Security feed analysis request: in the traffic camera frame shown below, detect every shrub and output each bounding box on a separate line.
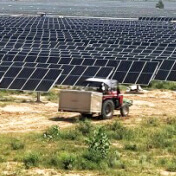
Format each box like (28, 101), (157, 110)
(49, 154), (60, 167)
(147, 129), (172, 149)
(107, 121), (135, 141)
(166, 159), (176, 172)
(110, 160), (125, 169)
(156, 0), (164, 9)
(61, 129), (82, 140)
(124, 143), (137, 151)
(0, 156), (6, 162)
(165, 117), (176, 125)
(77, 119), (93, 136)
(83, 150), (103, 163)
(60, 152), (76, 170)
(142, 117), (159, 127)
(158, 158), (168, 166)
(108, 150), (121, 168)
(11, 139), (25, 150)
(43, 125), (60, 140)
(43, 91), (58, 102)
(23, 152), (40, 169)
(78, 157), (98, 170)
(149, 80), (176, 90)
(87, 127), (110, 159)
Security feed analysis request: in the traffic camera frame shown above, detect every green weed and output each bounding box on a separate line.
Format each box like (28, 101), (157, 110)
(124, 143), (137, 151)
(149, 80), (176, 90)
(43, 125), (60, 140)
(23, 152), (40, 169)
(87, 127), (110, 159)
(11, 139), (25, 150)
(76, 119), (94, 136)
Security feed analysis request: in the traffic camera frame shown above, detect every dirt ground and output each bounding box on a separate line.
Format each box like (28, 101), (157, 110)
(0, 89), (176, 133)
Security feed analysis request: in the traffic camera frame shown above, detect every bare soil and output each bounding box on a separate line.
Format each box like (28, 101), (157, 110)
(0, 90), (176, 133)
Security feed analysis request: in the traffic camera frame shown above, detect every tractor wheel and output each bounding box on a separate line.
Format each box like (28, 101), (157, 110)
(101, 100), (115, 119)
(120, 104), (129, 117)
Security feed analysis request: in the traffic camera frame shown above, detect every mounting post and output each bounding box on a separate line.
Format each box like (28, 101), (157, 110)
(36, 92), (41, 102)
(137, 85), (140, 92)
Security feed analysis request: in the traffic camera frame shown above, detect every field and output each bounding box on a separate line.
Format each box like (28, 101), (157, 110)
(0, 86), (176, 176)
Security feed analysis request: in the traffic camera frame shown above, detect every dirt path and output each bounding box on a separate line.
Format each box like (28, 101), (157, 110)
(0, 90), (176, 133)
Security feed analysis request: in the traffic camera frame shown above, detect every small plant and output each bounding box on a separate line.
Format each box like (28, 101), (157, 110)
(49, 155), (60, 167)
(43, 91), (58, 102)
(166, 159), (176, 172)
(23, 152), (40, 169)
(108, 150), (121, 168)
(0, 156), (6, 162)
(124, 143), (137, 151)
(108, 121), (123, 131)
(11, 139), (25, 150)
(77, 119), (93, 136)
(156, 0), (164, 9)
(87, 127), (110, 159)
(83, 149), (103, 163)
(78, 157), (98, 170)
(149, 80), (176, 90)
(43, 125), (60, 140)
(147, 130), (171, 149)
(61, 129), (82, 140)
(107, 121), (135, 141)
(165, 116), (176, 125)
(142, 117), (159, 127)
(60, 152), (76, 170)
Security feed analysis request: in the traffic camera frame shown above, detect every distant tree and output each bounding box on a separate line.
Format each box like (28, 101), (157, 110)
(156, 0), (164, 9)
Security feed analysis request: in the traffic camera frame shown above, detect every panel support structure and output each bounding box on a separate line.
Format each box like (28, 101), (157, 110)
(36, 92), (41, 102)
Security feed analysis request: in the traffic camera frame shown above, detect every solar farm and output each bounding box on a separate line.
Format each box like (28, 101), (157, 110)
(0, 16), (176, 90)
(0, 15), (176, 176)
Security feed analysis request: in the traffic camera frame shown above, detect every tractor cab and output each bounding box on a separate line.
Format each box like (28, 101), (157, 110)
(84, 78), (119, 95)
(83, 78), (130, 118)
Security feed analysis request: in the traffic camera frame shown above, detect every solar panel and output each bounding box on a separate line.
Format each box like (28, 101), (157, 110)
(57, 65), (114, 86)
(0, 66), (63, 92)
(112, 61), (159, 85)
(155, 60), (176, 81)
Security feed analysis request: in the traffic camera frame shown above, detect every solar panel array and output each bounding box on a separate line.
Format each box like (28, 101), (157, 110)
(0, 16), (175, 91)
(0, 65), (63, 92)
(139, 17), (176, 22)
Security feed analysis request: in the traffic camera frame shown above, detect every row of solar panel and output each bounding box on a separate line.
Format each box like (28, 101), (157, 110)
(1, 59), (175, 85)
(0, 60), (160, 86)
(0, 25), (174, 32)
(0, 28), (175, 37)
(0, 17), (171, 25)
(0, 21), (172, 28)
(1, 48), (175, 62)
(1, 44), (176, 57)
(0, 23), (174, 31)
(0, 35), (174, 44)
(0, 66), (62, 92)
(0, 38), (175, 47)
(1, 49), (176, 59)
(139, 17), (176, 22)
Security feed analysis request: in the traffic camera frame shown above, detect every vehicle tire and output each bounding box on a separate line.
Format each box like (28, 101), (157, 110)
(101, 100), (115, 119)
(120, 104), (129, 117)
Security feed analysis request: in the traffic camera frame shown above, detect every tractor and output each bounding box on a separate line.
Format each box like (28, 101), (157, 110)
(59, 78), (132, 119)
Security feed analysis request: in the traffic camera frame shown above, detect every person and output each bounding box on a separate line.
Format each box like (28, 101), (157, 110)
(97, 83), (108, 94)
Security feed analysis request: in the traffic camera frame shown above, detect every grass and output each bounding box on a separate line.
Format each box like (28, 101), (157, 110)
(42, 90), (59, 102)
(149, 80), (176, 90)
(0, 117), (175, 175)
